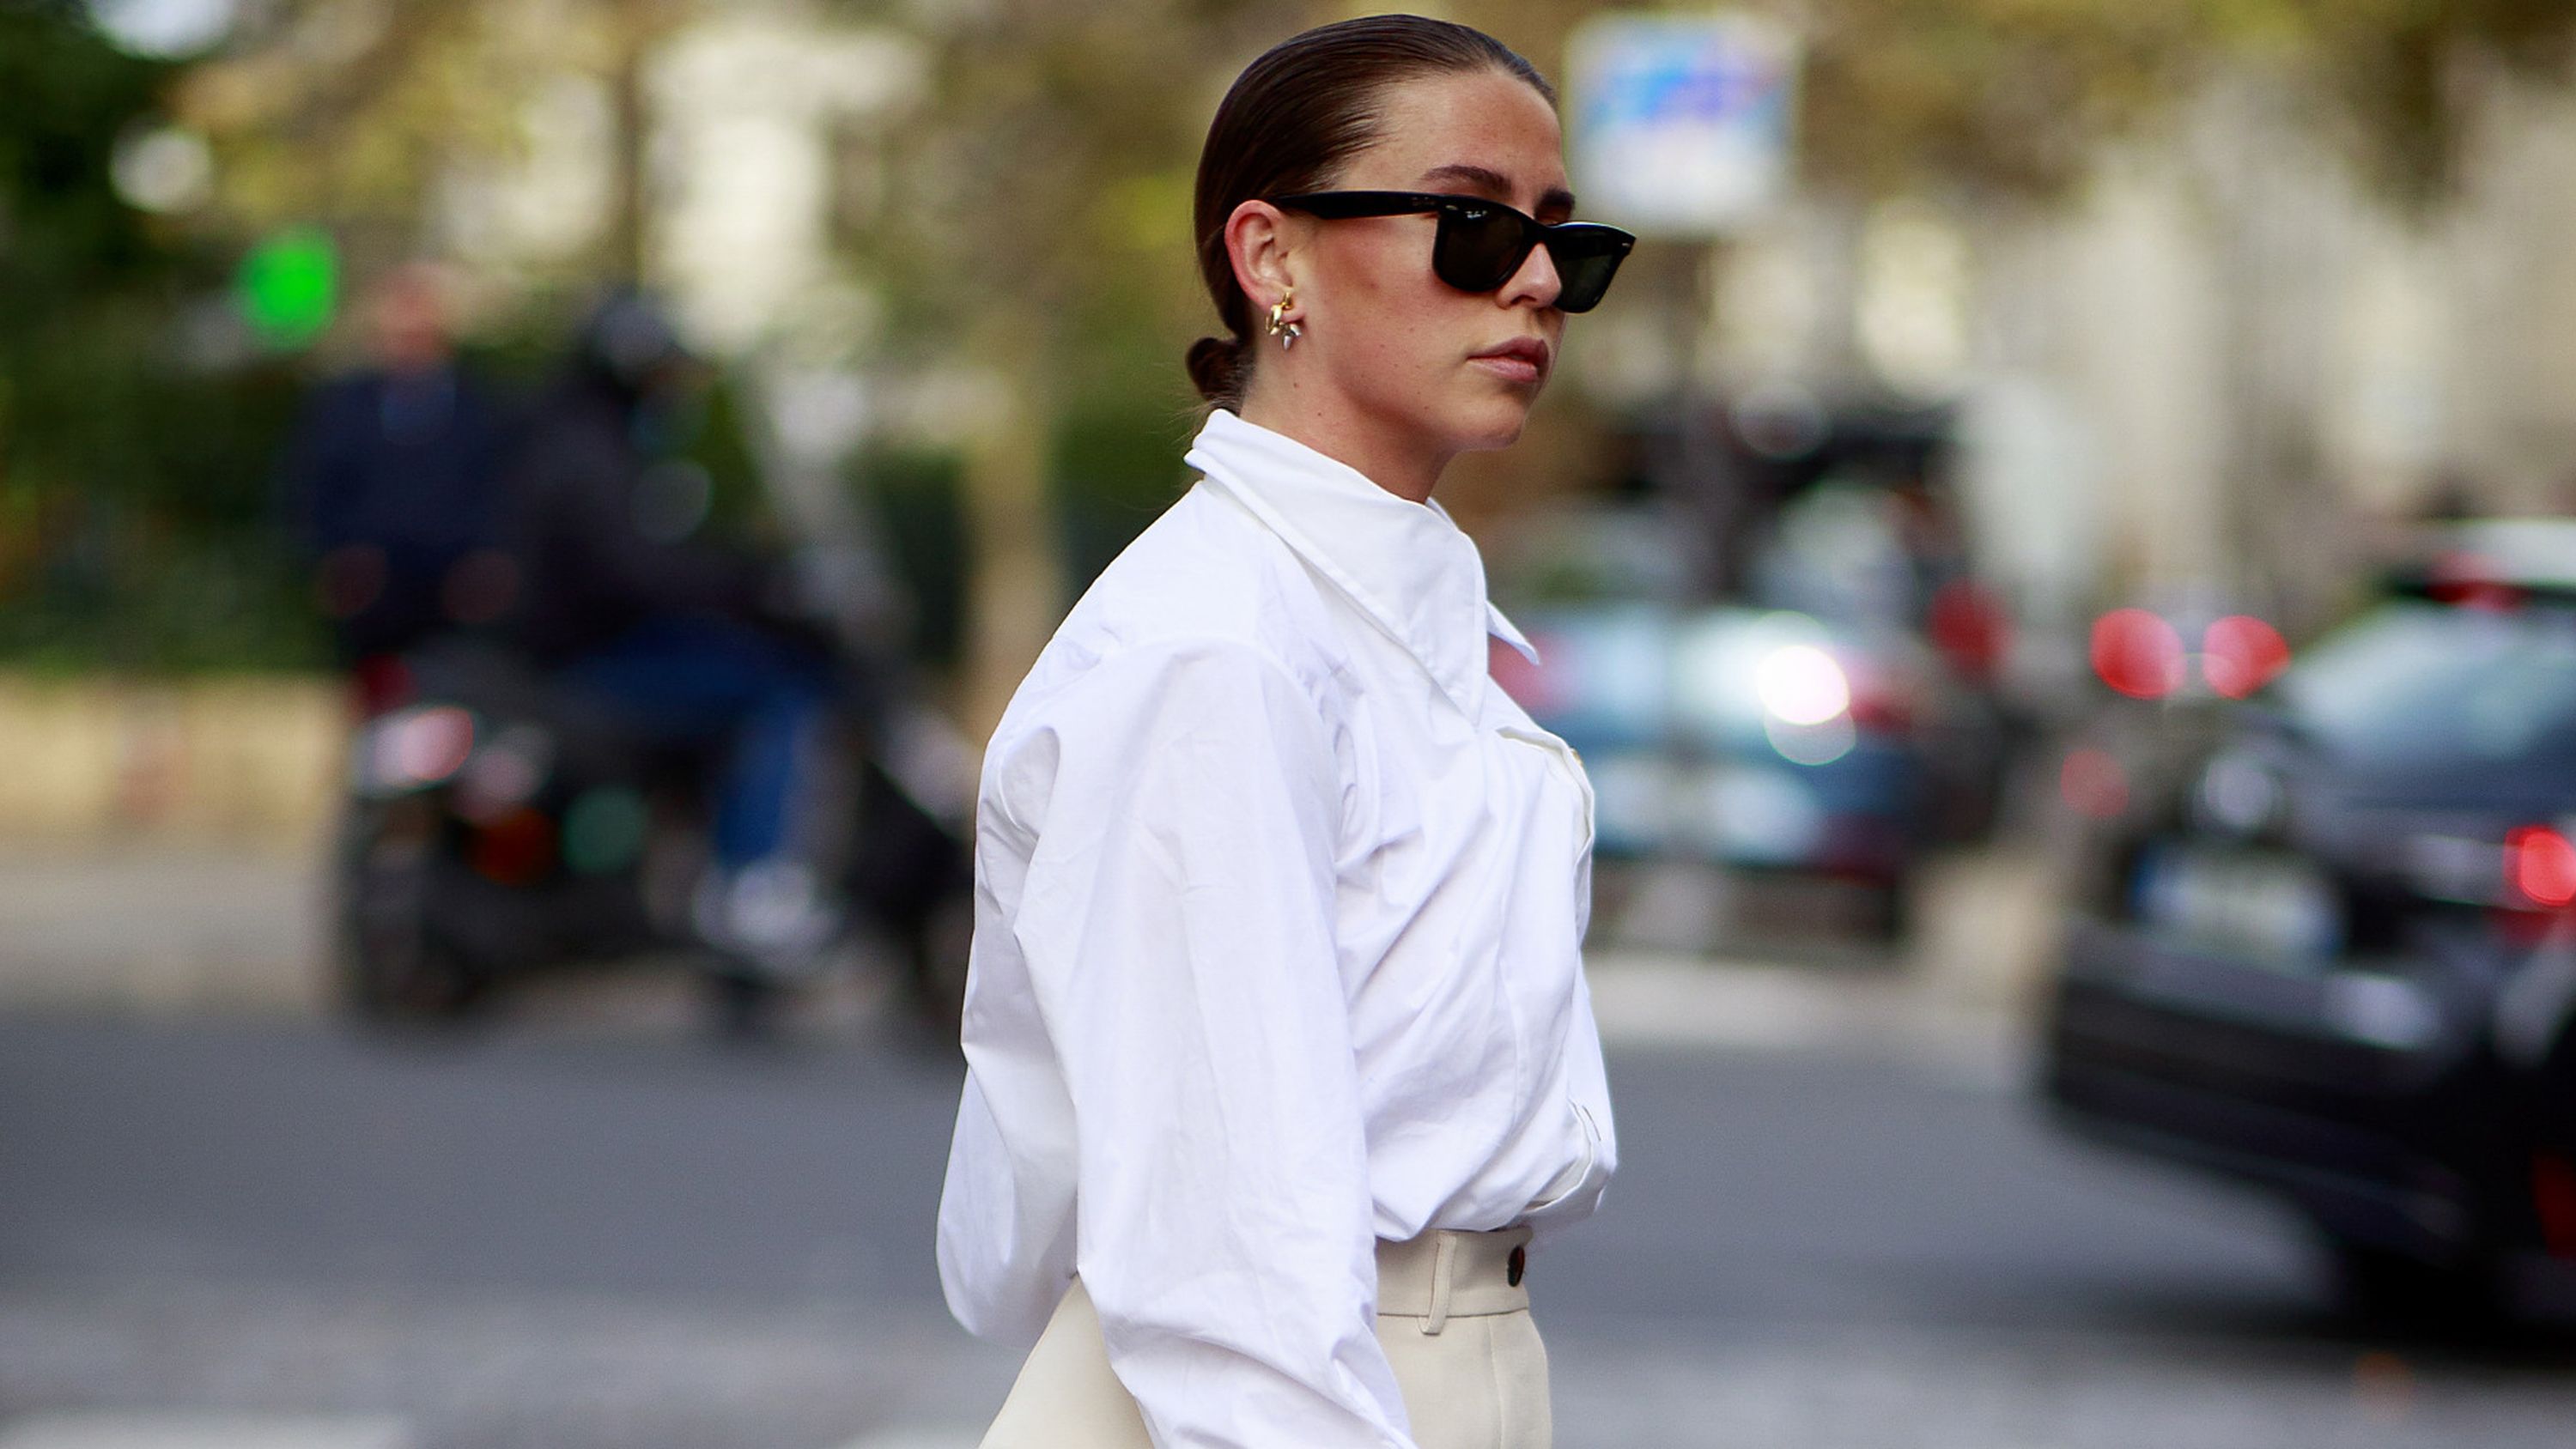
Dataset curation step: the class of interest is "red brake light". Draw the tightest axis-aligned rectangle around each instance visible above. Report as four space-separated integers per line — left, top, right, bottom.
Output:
2506 827 2576 909
2427 550 2525 611
352 654 417 718
2202 615 2290 699
2535 1153 2576 1260
2090 609 2184 700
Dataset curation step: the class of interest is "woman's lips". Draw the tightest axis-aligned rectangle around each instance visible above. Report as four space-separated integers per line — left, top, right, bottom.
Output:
1469 340 1550 385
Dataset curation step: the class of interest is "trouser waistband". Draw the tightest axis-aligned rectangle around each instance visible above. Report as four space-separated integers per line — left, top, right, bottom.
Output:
1375 1226 1533 1333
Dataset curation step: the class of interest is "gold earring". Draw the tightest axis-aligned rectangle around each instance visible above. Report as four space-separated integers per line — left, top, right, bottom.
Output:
1265 289 1303 349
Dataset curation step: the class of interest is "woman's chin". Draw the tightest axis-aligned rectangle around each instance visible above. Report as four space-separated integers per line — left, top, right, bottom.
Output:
1449 390 1537 452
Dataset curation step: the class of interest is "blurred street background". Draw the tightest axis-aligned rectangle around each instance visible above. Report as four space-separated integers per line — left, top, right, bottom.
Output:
9 0 2576 1445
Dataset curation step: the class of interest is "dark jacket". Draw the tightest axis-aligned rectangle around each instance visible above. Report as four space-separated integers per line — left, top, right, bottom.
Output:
276 365 513 658
501 377 767 662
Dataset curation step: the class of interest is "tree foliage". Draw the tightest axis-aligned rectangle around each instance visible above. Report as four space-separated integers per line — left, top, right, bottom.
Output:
1787 0 2575 203
9 0 2576 672
846 0 2576 404
841 1 1302 403
0 3 314 670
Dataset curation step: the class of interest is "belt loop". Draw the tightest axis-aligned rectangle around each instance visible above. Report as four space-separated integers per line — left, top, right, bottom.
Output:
1421 1233 1456 1335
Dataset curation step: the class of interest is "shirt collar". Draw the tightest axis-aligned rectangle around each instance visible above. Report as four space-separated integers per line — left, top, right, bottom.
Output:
1186 409 1537 715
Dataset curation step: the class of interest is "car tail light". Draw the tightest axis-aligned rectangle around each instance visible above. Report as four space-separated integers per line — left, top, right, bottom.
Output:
2505 826 2576 909
2090 609 2184 700
2201 615 2290 699
2427 550 2524 611
2535 1152 2576 1260
351 654 416 718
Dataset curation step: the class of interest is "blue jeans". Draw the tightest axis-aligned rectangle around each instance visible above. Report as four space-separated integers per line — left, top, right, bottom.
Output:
559 618 834 870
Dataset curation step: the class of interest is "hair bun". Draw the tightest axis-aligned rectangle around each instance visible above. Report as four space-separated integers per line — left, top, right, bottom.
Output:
1186 335 1247 404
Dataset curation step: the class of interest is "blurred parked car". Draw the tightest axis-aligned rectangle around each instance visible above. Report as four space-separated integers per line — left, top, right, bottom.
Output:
1493 495 2013 937
2044 520 2576 1316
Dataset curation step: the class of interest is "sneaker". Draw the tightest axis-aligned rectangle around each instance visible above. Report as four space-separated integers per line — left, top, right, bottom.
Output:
692 858 843 979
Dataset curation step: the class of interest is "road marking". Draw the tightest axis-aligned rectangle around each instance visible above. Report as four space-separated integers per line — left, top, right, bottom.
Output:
0 1416 411 1449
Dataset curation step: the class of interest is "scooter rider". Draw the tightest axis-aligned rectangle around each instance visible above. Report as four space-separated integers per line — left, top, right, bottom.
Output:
499 290 853 979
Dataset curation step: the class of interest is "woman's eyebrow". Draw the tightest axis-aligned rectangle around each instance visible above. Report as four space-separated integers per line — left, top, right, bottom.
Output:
1419 162 1510 194
1419 163 1577 214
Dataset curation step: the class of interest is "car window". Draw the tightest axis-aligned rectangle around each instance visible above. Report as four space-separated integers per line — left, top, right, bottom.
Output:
1747 482 1918 627
2276 602 2576 766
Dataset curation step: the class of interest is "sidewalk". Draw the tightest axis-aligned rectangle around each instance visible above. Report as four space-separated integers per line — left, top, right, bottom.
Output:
0 844 2066 1060
1583 846 2063 1074
0 845 330 1015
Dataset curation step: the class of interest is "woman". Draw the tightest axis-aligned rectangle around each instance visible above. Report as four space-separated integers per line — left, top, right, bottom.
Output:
937 15 1635 1448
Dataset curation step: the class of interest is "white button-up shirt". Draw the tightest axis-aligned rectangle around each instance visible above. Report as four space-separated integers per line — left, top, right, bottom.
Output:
937 407 1617 1448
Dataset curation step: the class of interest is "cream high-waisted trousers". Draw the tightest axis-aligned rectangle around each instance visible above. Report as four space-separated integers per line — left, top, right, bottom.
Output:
978 1225 1549 1449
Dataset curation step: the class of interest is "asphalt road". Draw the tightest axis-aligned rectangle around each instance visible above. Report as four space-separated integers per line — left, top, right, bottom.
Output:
3 1009 2573 1449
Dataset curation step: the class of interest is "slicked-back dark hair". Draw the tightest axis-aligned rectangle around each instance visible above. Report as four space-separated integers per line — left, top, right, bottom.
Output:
1186 15 1555 407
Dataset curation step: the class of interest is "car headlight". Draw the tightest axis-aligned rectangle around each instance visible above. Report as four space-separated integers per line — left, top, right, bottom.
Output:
1753 643 1850 726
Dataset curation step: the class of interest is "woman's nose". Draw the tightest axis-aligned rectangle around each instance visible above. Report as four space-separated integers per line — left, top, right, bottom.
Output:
1502 240 1564 310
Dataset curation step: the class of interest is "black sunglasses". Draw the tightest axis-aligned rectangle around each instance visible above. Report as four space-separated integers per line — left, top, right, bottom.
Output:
1265 191 1636 313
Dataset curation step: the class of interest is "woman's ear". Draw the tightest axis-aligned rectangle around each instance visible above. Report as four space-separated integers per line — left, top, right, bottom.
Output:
1224 199 1299 315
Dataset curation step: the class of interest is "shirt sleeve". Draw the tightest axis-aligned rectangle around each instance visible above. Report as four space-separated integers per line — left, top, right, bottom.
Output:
996 637 1414 1449
1520 970 1619 1247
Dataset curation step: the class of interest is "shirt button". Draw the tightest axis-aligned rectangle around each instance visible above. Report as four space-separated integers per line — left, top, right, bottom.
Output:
1507 1245 1527 1287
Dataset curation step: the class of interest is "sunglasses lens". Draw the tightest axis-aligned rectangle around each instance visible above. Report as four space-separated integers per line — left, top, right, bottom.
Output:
1550 239 1627 313
1432 207 1533 294
1429 205 1633 312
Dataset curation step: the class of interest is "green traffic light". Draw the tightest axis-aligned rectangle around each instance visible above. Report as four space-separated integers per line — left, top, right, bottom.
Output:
234 227 338 349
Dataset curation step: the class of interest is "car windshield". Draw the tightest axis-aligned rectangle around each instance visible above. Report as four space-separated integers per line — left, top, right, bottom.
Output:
2274 600 2576 767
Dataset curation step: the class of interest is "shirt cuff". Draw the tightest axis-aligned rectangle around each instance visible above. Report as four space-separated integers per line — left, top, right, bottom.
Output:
1520 1099 1602 1217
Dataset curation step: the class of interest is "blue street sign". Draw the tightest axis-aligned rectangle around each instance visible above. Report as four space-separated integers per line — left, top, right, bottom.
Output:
1570 13 1800 238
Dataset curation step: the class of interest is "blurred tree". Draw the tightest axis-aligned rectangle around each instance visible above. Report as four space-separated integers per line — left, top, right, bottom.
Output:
16 0 2573 682
837 0 1312 728
176 0 686 282
848 0 2576 723
1453 0 2576 203
2279 0 2576 203
0 1 315 670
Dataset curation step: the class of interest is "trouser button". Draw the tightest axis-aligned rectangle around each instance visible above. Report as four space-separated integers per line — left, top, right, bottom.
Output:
1507 1245 1526 1287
